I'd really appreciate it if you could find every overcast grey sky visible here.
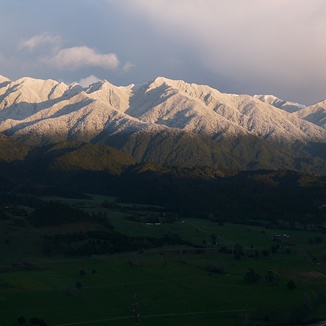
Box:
[0,0,325,105]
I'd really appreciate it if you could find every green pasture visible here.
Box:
[2,245,326,325]
[1,194,326,325]
[2,251,326,326]
[41,194,326,248]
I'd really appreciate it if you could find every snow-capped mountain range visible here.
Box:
[0,75,325,173]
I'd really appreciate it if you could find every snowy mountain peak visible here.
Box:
[149,77,221,95]
[0,75,11,84]
[254,94,306,113]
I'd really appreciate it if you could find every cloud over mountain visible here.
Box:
[18,33,63,51]
[77,75,101,87]
[44,46,119,70]
[18,33,120,71]
[14,32,123,77]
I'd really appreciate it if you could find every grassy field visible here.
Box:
[1,194,326,325]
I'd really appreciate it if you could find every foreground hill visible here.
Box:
[0,133,29,162]
[0,75,325,174]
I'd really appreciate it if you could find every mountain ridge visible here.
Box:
[0,75,325,174]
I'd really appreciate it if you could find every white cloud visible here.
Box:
[45,46,119,70]
[78,75,101,87]
[19,33,62,51]
[17,33,120,72]
[122,61,134,73]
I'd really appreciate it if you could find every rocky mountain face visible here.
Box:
[0,75,325,174]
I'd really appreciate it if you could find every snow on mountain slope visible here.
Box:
[254,94,306,113]
[0,77,68,104]
[0,75,325,171]
[229,95,325,144]
[294,100,326,129]
[0,76,166,145]
[126,77,326,147]
[0,77,72,121]
[85,80,133,112]
[125,77,245,138]
[0,75,11,86]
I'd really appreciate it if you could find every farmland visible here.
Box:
[1,195,326,325]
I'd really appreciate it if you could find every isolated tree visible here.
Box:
[75,281,82,289]
[234,243,244,260]
[244,268,260,283]
[265,270,274,283]
[265,270,279,285]
[28,318,48,326]
[210,233,217,245]
[287,280,296,290]
[17,316,26,325]
[37,319,48,326]
[79,269,86,276]
[29,317,40,325]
